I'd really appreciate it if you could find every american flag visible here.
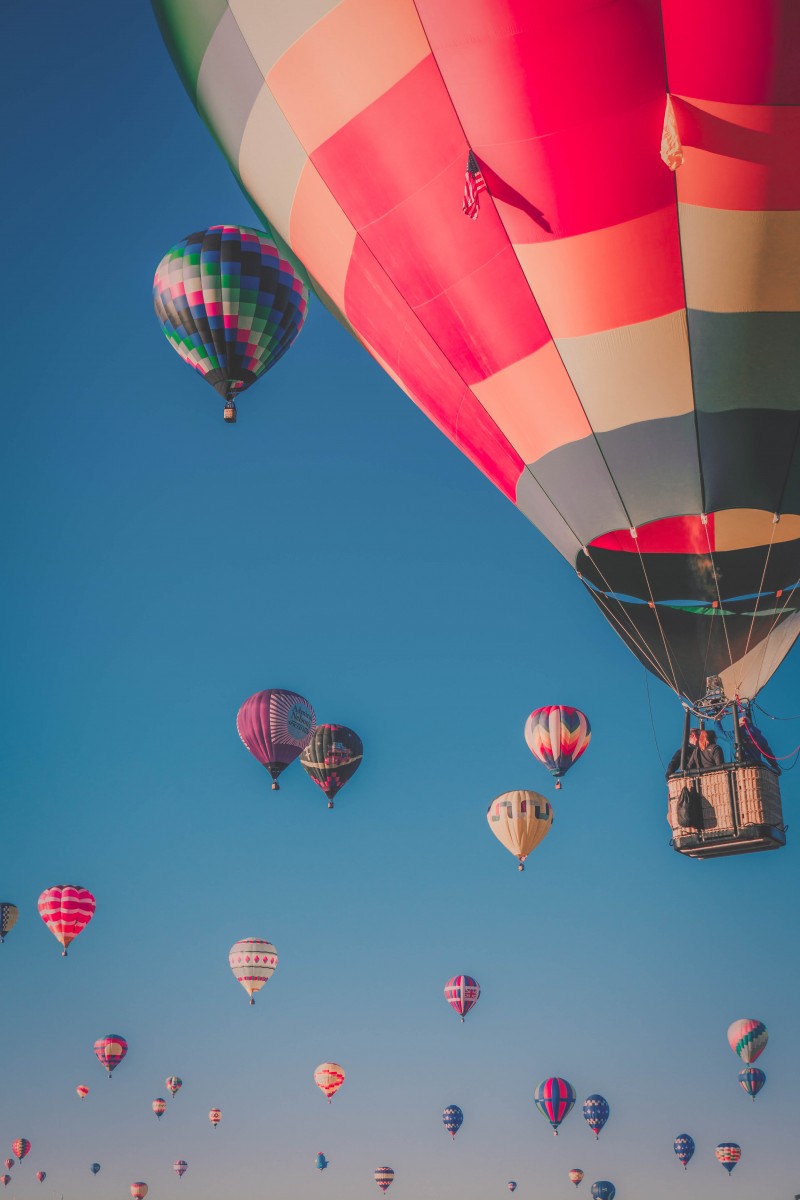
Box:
[462,150,487,219]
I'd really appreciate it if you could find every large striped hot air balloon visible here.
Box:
[209,1109,222,1129]
[486,790,553,871]
[534,1078,576,1135]
[94,1035,127,1078]
[0,903,18,944]
[152,1098,167,1120]
[166,1076,182,1097]
[228,938,278,1005]
[237,689,316,790]
[374,1167,395,1193]
[300,725,363,808]
[37,886,95,956]
[173,1161,188,1179]
[715,1143,741,1175]
[674,1134,695,1169]
[524,708,591,789]
[728,1018,768,1063]
[153,225,309,423]
[11,1141,30,1164]
[444,975,481,1022]
[313,1063,345,1103]
[583,1095,610,1140]
[443,1105,463,1139]
[738,1066,766,1100]
[130,1183,148,1199]
[568,1170,584,1188]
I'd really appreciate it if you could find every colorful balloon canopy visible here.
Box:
[738,1066,766,1099]
[300,724,363,807]
[534,1077,576,1135]
[173,1161,188,1179]
[3,1161,13,1171]
[209,1109,222,1128]
[154,2,800,707]
[131,1184,148,1200]
[166,1076,182,1097]
[0,1177,9,1188]
[237,689,317,789]
[524,707,591,788]
[590,1184,615,1200]
[486,790,553,870]
[153,225,309,422]
[583,1095,609,1140]
[11,1141,30,1164]
[715,1143,741,1175]
[35,1172,46,1184]
[90,1164,101,1176]
[76,1085,89,1100]
[444,975,481,1022]
[443,1105,463,1138]
[315,1154,328,1172]
[673,1134,695,1169]
[229,937,278,1004]
[507,1184,517,1193]
[568,1170,584,1188]
[728,1018,768,1063]
[94,1034,127,1077]
[152,1098,167,1119]
[37,885,95,956]
[374,1167,395,1192]
[314,1063,345,1103]
[0,903,18,943]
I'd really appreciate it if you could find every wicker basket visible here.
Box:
[667,764,785,858]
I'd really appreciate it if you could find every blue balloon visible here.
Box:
[443,1105,463,1138]
[90,1164,101,1176]
[738,1066,766,1100]
[315,1153,328,1171]
[674,1134,695,1169]
[582,1095,610,1139]
[590,1184,615,1200]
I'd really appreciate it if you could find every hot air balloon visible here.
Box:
[374,1167,394,1193]
[153,225,309,423]
[153,3,800,717]
[525,708,591,788]
[35,1172,46,1184]
[314,1063,345,1103]
[37,886,95,956]
[728,1018,768,1063]
[486,790,553,870]
[90,1164,101,1176]
[237,690,317,789]
[209,1109,222,1128]
[315,1154,329,1172]
[12,1141,30,1164]
[166,1076,182,1097]
[590,1184,615,1200]
[738,1066,766,1100]
[76,1085,89,1100]
[0,903,18,943]
[443,1105,463,1139]
[228,938,278,1004]
[715,1144,741,1175]
[568,1171,584,1188]
[131,1183,148,1200]
[152,1098,167,1119]
[444,975,480,1022]
[93,1035,128,1078]
[173,1161,188,1179]
[300,725,363,808]
[507,1184,517,1193]
[583,1095,609,1140]
[674,1134,695,1169]
[0,1177,9,1188]
[3,1161,13,1172]
[534,1078,576,1135]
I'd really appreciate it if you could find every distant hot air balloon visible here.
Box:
[152,1098,167,1120]
[3,1161,12,1172]
[534,1078,576,1135]
[12,1141,30,1164]
[525,708,591,789]
[0,903,18,943]
[0,1177,9,1188]
[674,1134,695,1169]
[728,1018,768,1063]
[76,1085,89,1101]
[315,1154,329,1172]
[583,1095,610,1140]
[486,790,553,870]
[507,1184,517,1193]
[443,1105,463,1139]
[590,1184,615,1200]
[568,1170,584,1188]
[715,1143,741,1175]
[228,938,278,1005]
[166,1076,182,1097]
[237,690,317,790]
[374,1167,395,1193]
[37,886,95,956]
[738,1066,766,1100]
[35,1172,46,1184]
[300,725,363,808]
[444,976,481,1022]
[131,1183,148,1200]
[209,1109,222,1129]
[173,1161,188,1179]
[314,1063,345,1103]
[153,225,310,424]
[94,1034,127,1078]
[90,1164,101,1176]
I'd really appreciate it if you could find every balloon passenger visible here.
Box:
[686,729,724,771]
[665,728,698,779]
[737,714,780,773]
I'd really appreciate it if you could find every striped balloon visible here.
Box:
[738,1066,766,1100]
[90,1164,101,1176]
[568,1170,584,1188]
[229,938,278,1005]
[94,1035,127,1077]
[152,1098,167,1119]
[11,1141,30,1164]
[727,1018,768,1063]
[173,1161,188,1179]
[35,1172,46,1184]
[37,885,95,955]
[166,1076,182,1097]
[524,707,591,788]
[534,1077,576,1135]
[76,1085,89,1100]
[0,903,18,943]
[674,1134,695,1169]
[314,1063,345,1103]
[715,1143,741,1175]
[583,1095,610,1139]
[130,1184,148,1199]
[209,1109,222,1128]
[443,1105,463,1138]
[237,690,317,790]
[444,975,481,1022]
[590,1184,615,1200]
[374,1167,395,1193]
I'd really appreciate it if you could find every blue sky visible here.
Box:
[2,3,799,1199]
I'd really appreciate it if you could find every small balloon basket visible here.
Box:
[667,764,786,859]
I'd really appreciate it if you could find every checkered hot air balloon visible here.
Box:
[166,1076,182,1097]
[35,1172,46,1184]
[374,1167,394,1193]
[738,1066,766,1100]
[152,1098,167,1119]
[130,1183,148,1199]
[0,903,18,943]
[94,1035,127,1078]
[300,724,363,808]
[173,1161,188,1179]
[583,1095,610,1140]
[715,1143,741,1175]
[728,1018,768,1063]
[443,1105,463,1139]
[153,225,309,423]
[209,1109,222,1129]
[673,1134,695,1169]
[314,1063,345,1103]
[444,975,481,1022]
[228,938,278,1005]
[37,885,95,956]
[524,707,591,789]
[76,1085,89,1100]
[590,1184,615,1200]
[11,1141,30,1164]
[568,1170,584,1187]
[237,689,316,790]
[534,1078,576,1135]
[486,790,553,870]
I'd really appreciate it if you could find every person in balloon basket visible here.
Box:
[665,727,697,779]
[737,712,781,774]
[666,728,723,779]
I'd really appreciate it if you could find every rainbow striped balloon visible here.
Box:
[152,1098,167,1120]
[534,1078,576,1135]
[37,885,95,956]
[444,975,481,1022]
[727,1018,768,1063]
[524,707,591,788]
[374,1167,395,1193]
[715,1143,741,1175]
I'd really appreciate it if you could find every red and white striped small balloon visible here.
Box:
[93,1035,127,1078]
[38,885,95,955]
[444,975,481,1022]
[131,1183,148,1200]
[314,1063,345,1103]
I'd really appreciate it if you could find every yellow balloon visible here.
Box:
[486,790,553,870]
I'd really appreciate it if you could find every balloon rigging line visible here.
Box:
[702,518,735,674]
[581,579,675,692]
[742,518,778,665]
[643,668,667,771]
[631,536,683,696]
[753,573,800,697]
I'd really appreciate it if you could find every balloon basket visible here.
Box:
[223,402,237,424]
[327,800,334,809]
[271,780,280,791]
[667,764,786,859]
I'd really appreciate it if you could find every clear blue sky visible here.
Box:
[2,4,798,1199]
